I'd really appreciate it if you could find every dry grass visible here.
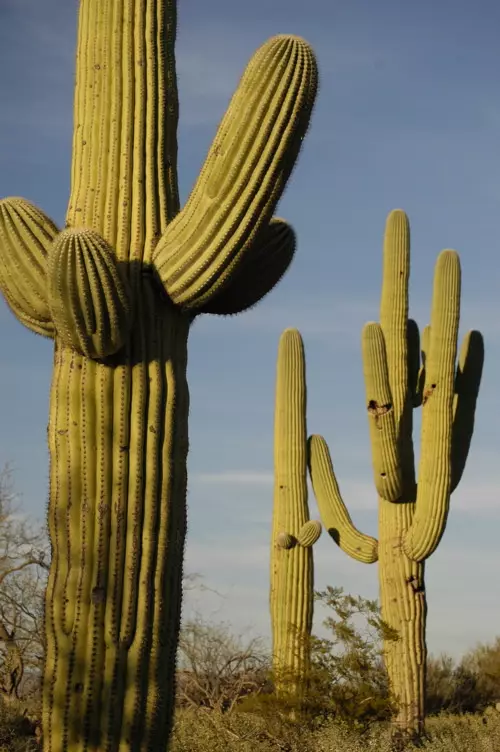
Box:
[171,707,500,752]
[0,699,499,751]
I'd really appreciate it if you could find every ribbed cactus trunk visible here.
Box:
[0,0,318,748]
[43,2,188,746]
[378,505,426,739]
[44,302,189,748]
[270,330,321,711]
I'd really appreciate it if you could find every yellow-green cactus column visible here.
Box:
[308,210,483,743]
[0,1,318,749]
[270,329,322,712]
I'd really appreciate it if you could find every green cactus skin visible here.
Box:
[0,2,318,749]
[270,329,322,709]
[308,210,483,741]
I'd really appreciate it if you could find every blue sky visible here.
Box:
[1,0,499,660]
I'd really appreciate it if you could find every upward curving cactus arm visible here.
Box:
[0,198,58,337]
[307,435,378,563]
[361,322,402,501]
[152,35,317,310]
[403,250,461,561]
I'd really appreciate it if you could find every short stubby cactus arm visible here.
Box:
[362,322,402,501]
[270,329,320,701]
[153,36,318,310]
[450,330,484,492]
[403,251,461,561]
[0,198,58,337]
[200,218,295,315]
[47,229,133,359]
[307,434,378,564]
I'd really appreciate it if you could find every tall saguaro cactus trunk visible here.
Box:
[0,1,318,748]
[308,210,484,745]
[270,330,321,713]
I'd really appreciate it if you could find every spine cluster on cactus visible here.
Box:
[270,329,321,708]
[307,209,483,739]
[0,1,318,749]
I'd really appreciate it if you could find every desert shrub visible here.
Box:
[425,653,489,715]
[237,587,396,733]
[460,636,500,706]
[176,615,271,713]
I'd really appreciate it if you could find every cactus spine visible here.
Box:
[0,1,318,748]
[270,329,322,709]
[308,210,483,741]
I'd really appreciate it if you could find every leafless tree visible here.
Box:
[176,614,271,713]
[0,465,49,701]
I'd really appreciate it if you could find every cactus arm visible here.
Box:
[362,322,402,501]
[0,198,57,337]
[199,218,295,315]
[307,434,378,564]
[47,229,133,359]
[450,330,484,492]
[152,36,317,310]
[404,250,461,561]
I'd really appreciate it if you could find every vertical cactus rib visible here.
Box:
[270,329,319,704]
[307,435,378,563]
[1,1,318,748]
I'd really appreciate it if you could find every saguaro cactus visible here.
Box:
[308,210,483,741]
[270,329,322,709]
[0,2,318,749]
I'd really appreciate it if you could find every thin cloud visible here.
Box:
[191,471,274,486]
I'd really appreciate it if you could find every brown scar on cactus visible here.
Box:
[422,383,437,405]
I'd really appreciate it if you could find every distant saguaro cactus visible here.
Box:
[0,1,318,749]
[308,210,483,742]
[270,329,322,711]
